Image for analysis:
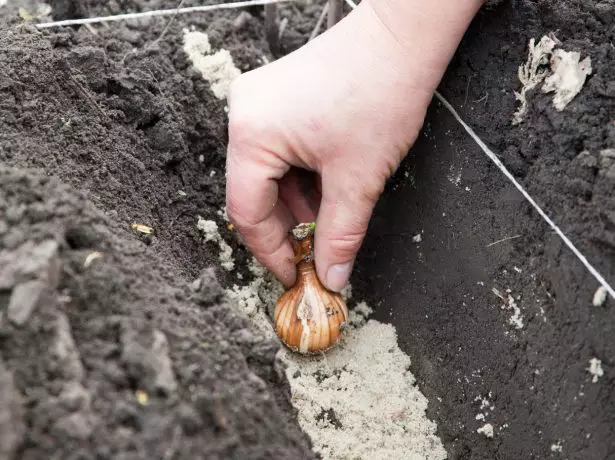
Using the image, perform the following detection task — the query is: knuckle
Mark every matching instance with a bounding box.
[225,187,248,225]
[227,112,264,151]
[354,173,385,205]
[225,194,249,229]
[326,231,364,260]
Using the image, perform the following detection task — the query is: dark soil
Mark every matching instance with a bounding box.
[0,167,315,460]
[0,1,320,458]
[354,1,615,459]
[442,0,615,286]
[0,0,613,459]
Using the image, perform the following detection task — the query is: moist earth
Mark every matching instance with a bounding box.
[0,0,321,458]
[0,0,613,459]
[0,167,316,460]
[354,1,614,459]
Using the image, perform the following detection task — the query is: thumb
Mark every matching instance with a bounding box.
[313,168,382,292]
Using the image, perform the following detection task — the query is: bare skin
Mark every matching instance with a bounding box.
[226,0,485,291]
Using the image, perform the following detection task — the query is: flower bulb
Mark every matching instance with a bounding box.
[273,222,349,354]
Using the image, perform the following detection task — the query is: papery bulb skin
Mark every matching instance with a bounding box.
[273,223,349,355]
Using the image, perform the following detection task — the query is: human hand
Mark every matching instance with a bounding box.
[225,0,482,291]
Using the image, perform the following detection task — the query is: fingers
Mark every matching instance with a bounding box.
[313,165,383,292]
[225,145,298,288]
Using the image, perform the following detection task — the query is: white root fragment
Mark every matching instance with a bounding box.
[592,286,607,307]
[512,36,557,125]
[83,251,103,268]
[587,357,604,383]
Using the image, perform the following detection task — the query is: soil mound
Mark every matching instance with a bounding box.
[0,166,316,459]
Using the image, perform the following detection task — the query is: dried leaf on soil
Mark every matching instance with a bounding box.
[512,35,591,124]
[541,49,592,110]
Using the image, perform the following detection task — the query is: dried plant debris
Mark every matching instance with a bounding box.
[512,36,557,125]
[492,287,524,330]
[18,2,52,21]
[513,35,592,124]
[542,48,592,110]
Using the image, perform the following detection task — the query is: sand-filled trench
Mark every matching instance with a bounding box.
[0,0,614,459]
[200,215,448,460]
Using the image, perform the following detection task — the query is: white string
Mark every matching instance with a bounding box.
[35,0,297,29]
[343,0,357,8]
[434,91,615,300]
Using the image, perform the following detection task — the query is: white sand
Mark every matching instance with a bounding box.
[182,29,241,100]
[205,248,447,459]
[280,311,447,460]
[196,217,234,271]
[587,358,604,383]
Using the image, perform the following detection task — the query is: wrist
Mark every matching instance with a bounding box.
[359,0,485,92]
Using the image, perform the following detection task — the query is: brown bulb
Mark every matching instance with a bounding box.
[273,222,349,355]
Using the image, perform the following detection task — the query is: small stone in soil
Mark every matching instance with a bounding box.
[120,323,177,395]
[7,280,46,326]
[587,358,604,383]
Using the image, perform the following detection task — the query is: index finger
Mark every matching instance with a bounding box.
[225,144,297,287]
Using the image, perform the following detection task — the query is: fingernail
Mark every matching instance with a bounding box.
[325,262,353,292]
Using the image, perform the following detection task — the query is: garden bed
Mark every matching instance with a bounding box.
[0,0,613,459]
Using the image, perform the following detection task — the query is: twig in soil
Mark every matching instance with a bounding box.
[486,235,522,248]
[155,0,186,44]
[264,3,280,57]
[463,75,473,106]
[68,74,110,121]
[83,23,98,35]
[474,93,488,104]
[309,2,329,41]
[278,17,288,41]
[34,0,298,29]
[327,0,343,29]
